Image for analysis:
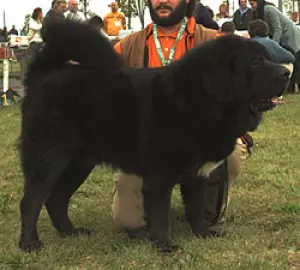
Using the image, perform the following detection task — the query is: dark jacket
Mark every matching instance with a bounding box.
[42,9,66,37]
[253,36,295,63]
[233,8,252,31]
[8,29,18,36]
[194,3,219,30]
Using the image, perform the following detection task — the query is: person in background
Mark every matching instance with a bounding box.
[249,0,300,92]
[1,27,8,41]
[220,21,236,35]
[0,28,6,42]
[194,0,219,30]
[205,6,215,19]
[28,7,44,61]
[233,0,252,30]
[8,25,19,36]
[290,11,300,25]
[87,15,107,37]
[248,19,295,65]
[43,0,67,34]
[65,0,85,21]
[249,19,295,102]
[103,2,126,36]
[112,0,247,237]
[216,3,229,20]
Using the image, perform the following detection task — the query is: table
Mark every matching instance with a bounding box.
[0,44,27,105]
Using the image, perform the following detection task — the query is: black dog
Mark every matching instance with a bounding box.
[18,21,289,252]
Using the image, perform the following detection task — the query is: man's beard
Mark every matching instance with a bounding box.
[149,0,188,27]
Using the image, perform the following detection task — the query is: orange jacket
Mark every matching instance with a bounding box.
[114,17,217,68]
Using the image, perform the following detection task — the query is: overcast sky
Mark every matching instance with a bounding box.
[1,0,277,31]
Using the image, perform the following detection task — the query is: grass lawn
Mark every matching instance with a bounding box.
[0,95,299,269]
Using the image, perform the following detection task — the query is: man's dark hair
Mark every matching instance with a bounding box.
[88,16,104,29]
[54,0,67,8]
[252,0,276,20]
[186,0,197,17]
[248,19,269,37]
[221,21,235,34]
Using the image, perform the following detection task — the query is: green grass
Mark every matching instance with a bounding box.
[0,95,299,269]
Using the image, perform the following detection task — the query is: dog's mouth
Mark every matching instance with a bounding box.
[255,98,277,112]
[251,93,284,112]
[252,86,286,112]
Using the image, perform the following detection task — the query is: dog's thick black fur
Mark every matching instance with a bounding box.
[19,21,289,252]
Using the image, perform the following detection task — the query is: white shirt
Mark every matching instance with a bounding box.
[65,11,85,22]
[28,18,43,43]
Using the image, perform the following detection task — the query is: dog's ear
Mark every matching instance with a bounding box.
[202,55,248,103]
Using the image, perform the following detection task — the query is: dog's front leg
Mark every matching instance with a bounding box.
[143,176,174,252]
[180,173,211,237]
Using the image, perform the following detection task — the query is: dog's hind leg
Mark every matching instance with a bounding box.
[19,148,71,252]
[142,176,174,252]
[45,157,94,237]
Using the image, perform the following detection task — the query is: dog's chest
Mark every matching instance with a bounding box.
[121,68,161,97]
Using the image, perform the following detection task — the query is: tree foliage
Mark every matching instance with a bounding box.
[116,0,148,28]
[116,0,138,18]
[282,0,300,12]
[79,0,96,18]
[21,14,30,35]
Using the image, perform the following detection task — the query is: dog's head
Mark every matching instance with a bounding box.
[174,35,289,135]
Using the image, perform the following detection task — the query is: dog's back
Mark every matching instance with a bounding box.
[30,20,120,70]
[23,20,122,113]
[20,21,140,171]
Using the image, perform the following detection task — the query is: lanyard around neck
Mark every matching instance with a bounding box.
[152,18,187,67]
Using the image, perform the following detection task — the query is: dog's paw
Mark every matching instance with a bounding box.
[19,239,44,252]
[160,244,181,253]
[153,240,179,253]
[194,228,225,238]
[60,227,93,237]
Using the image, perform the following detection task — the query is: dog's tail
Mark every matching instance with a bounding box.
[30,20,121,71]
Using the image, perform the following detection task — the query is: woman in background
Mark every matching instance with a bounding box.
[249,0,300,91]
[28,7,43,61]
[216,4,229,20]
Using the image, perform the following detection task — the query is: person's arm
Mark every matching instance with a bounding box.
[270,39,295,63]
[29,19,42,31]
[266,6,282,43]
